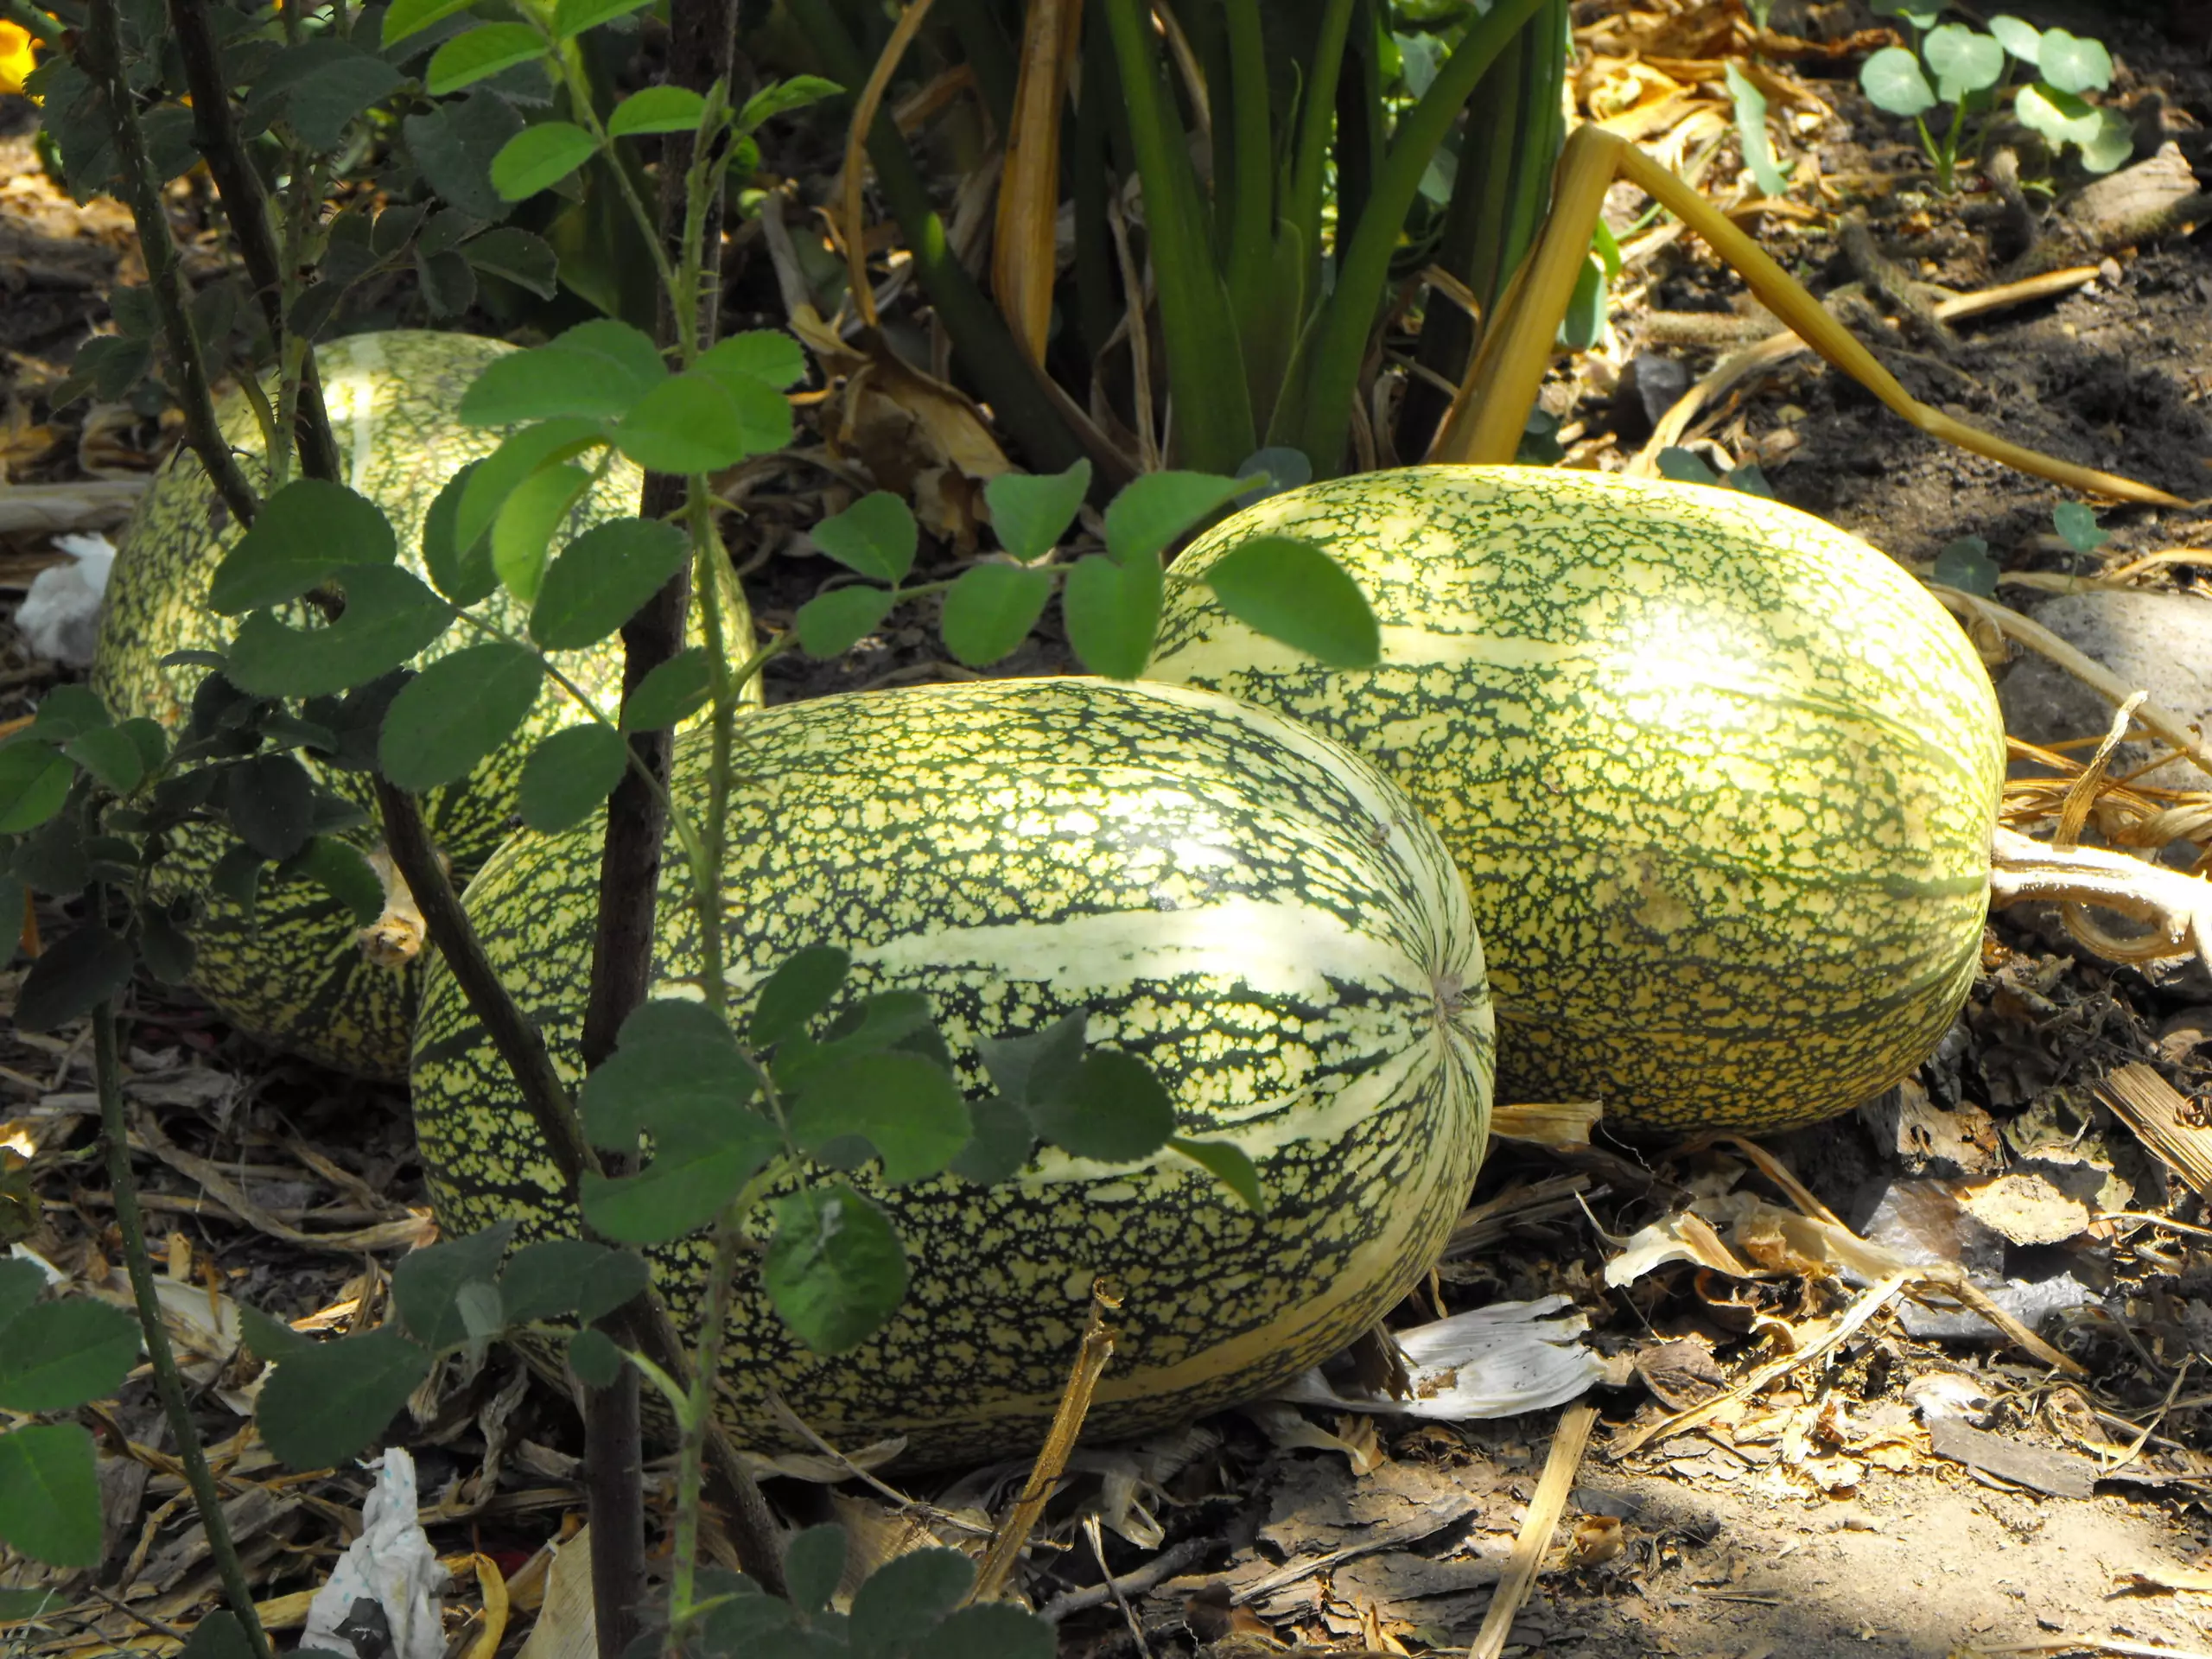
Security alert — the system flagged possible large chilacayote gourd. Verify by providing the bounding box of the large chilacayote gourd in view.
[1147,465,2006,1136]
[410,677,1493,1464]
[92,331,760,1079]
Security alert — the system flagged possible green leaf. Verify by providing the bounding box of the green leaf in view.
[613,372,759,474]
[1233,445,1313,507]
[2075,106,2134,172]
[518,724,629,832]
[0,1298,140,1411]
[620,647,711,731]
[1168,1135,1268,1215]
[789,1052,970,1186]
[1062,551,1161,680]
[393,1220,518,1350]
[238,1305,315,1361]
[696,330,806,392]
[764,1183,906,1354]
[16,925,134,1032]
[1933,535,1998,596]
[226,565,454,699]
[551,0,652,37]
[796,586,896,658]
[1987,14,2040,63]
[456,418,606,554]
[62,725,144,794]
[583,998,748,1146]
[940,563,1052,668]
[0,741,73,834]
[2037,28,2111,94]
[461,226,561,299]
[848,1548,975,1649]
[178,1611,254,1659]
[1923,24,2004,101]
[425,23,550,94]
[493,462,591,605]
[28,684,109,741]
[407,91,524,222]
[811,491,917,583]
[381,0,478,48]
[531,518,690,649]
[984,460,1090,563]
[492,121,598,201]
[1724,62,1790,198]
[784,1524,847,1617]
[461,350,641,426]
[1197,536,1378,670]
[1101,471,1243,566]
[578,1112,782,1244]
[256,1325,434,1469]
[948,1094,1034,1184]
[910,1603,1053,1659]
[546,320,669,395]
[0,1261,43,1333]
[209,480,397,613]
[1860,46,1936,117]
[423,463,496,606]
[378,642,543,791]
[1655,446,1721,486]
[1029,1048,1175,1163]
[2053,501,2107,554]
[0,1423,102,1567]
[737,74,843,130]
[607,85,707,137]
[283,836,382,927]
[226,753,315,860]
[748,944,852,1047]
[565,1327,621,1387]
[0,1587,64,1622]
[500,1240,606,1325]
[575,1249,651,1323]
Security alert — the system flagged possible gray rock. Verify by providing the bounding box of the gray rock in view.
[1998,589,2212,792]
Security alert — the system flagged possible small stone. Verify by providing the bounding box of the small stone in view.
[1998,590,2212,794]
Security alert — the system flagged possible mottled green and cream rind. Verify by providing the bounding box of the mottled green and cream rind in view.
[411,677,1492,1465]
[1147,465,2005,1135]
[92,331,760,1079]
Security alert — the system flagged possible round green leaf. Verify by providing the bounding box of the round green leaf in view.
[287,836,384,927]
[491,121,598,201]
[848,1550,976,1650]
[809,491,917,583]
[1028,1048,1176,1163]
[1859,46,1936,117]
[518,724,629,832]
[530,517,690,649]
[612,372,758,474]
[225,564,454,699]
[1197,535,1379,670]
[2053,501,2107,554]
[788,1052,971,1186]
[0,1423,103,1567]
[763,1184,907,1355]
[544,320,669,397]
[2037,28,2111,94]
[1923,25,2003,101]
[62,724,145,794]
[1101,471,1244,566]
[910,1603,1053,1659]
[377,642,543,791]
[940,563,1052,667]
[620,646,711,731]
[256,1325,433,1470]
[392,1220,518,1350]
[225,752,315,860]
[492,462,592,606]
[16,925,135,1033]
[209,479,396,613]
[784,1524,847,1617]
[796,585,896,658]
[0,1298,140,1411]
[1061,551,1161,680]
[1932,536,1997,597]
[1987,15,2040,63]
[695,330,806,392]
[425,23,550,95]
[747,944,853,1047]
[564,1327,622,1388]
[0,741,74,834]
[578,1113,781,1244]
[2075,107,2133,172]
[607,85,709,137]
[983,459,1090,564]
[459,347,643,425]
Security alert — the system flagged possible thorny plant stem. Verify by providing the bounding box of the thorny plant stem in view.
[79,0,260,529]
[92,992,281,1659]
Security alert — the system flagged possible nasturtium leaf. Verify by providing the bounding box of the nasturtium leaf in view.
[611,372,760,474]
[491,462,590,605]
[286,836,385,926]
[577,1110,782,1244]
[226,564,454,699]
[1233,445,1312,507]
[531,517,689,649]
[2037,27,2110,93]
[796,585,895,658]
[1987,14,2040,63]
[784,1524,847,1617]
[1027,1047,1176,1163]
[607,84,707,137]
[620,646,711,731]
[810,491,917,583]
[939,563,1052,667]
[209,479,396,613]
[461,226,560,299]
[377,642,543,791]
[460,347,641,425]
[1933,535,1998,597]
[225,752,315,861]
[2074,106,2133,173]
[910,1603,1054,1659]
[847,1548,975,1650]
[393,1219,518,1350]
[256,1324,434,1470]
[0,741,73,834]
[15,925,135,1033]
[789,1052,970,1186]
[518,724,629,832]
[747,944,852,1047]
[1198,536,1379,670]
[1923,24,2004,101]
[737,74,842,129]
[1101,470,1243,566]
[550,0,652,38]
[1169,1135,1268,1216]
[62,725,144,794]
[454,418,605,553]
[0,1423,103,1567]
[982,459,1090,564]
[2053,501,2107,553]
[491,121,597,201]
[696,329,805,392]
[564,1327,621,1387]
[381,0,477,48]
[1859,45,1936,116]
[0,1298,140,1412]
[1061,551,1160,681]
[423,463,497,606]
[764,1183,906,1355]
[424,22,547,94]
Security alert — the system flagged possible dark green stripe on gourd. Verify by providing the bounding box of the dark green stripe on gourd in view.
[1147,465,2004,1135]
[411,677,1491,1465]
[92,331,760,1078]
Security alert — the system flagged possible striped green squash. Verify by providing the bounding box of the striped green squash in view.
[411,677,1491,1464]
[1147,465,2005,1135]
[92,331,760,1079]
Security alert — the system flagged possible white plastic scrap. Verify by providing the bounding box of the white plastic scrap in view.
[303,1448,447,1659]
[16,533,115,668]
[1275,1296,1605,1420]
